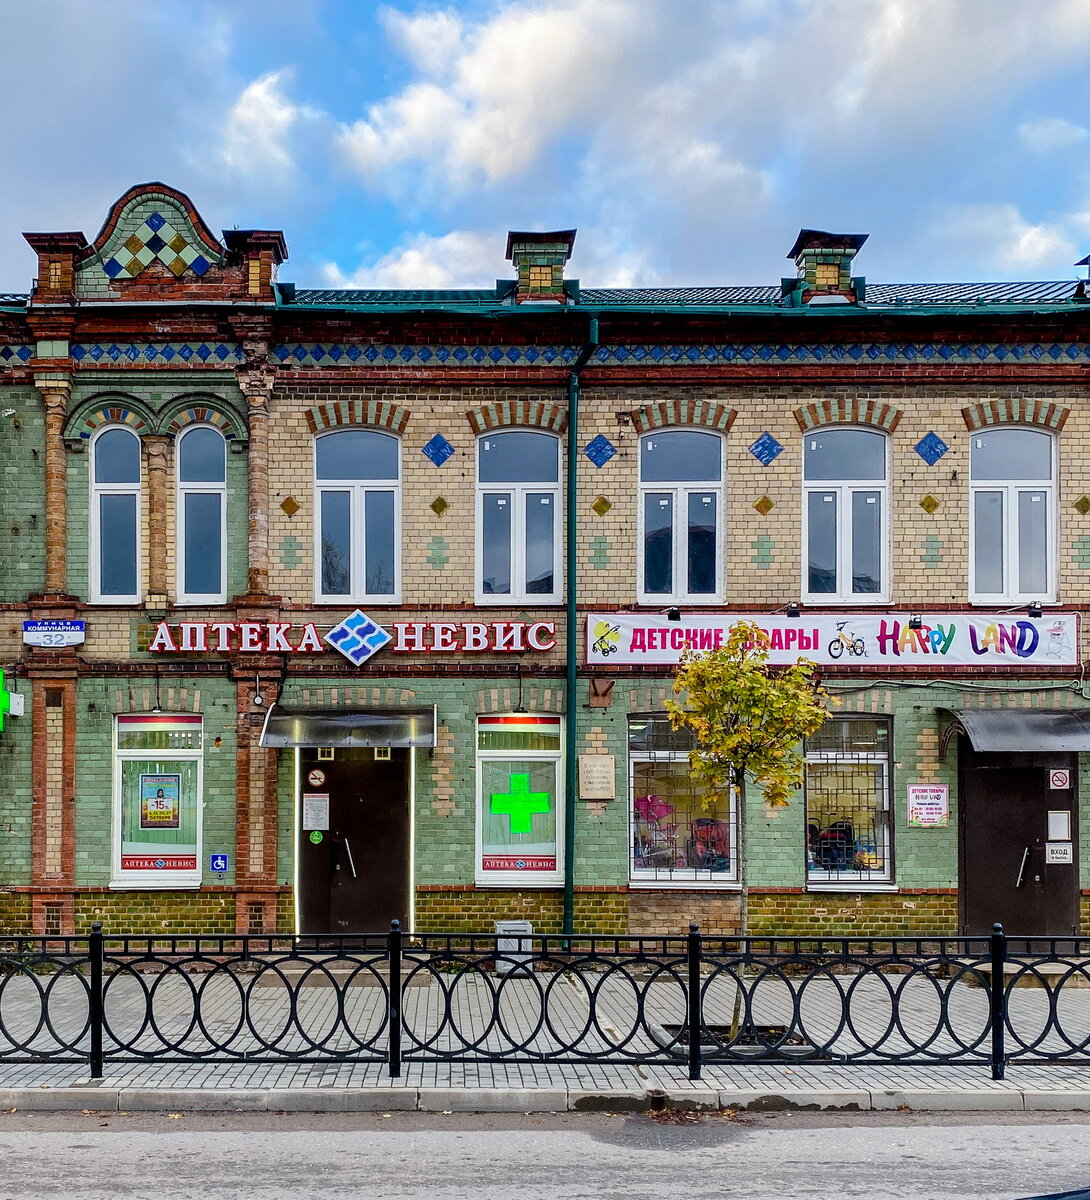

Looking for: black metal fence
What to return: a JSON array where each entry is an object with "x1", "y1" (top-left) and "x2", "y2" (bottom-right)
[{"x1": 3, "y1": 921, "x2": 1090, "y2": 1080}]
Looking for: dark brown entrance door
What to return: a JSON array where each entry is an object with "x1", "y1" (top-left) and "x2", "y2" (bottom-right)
[
  {"x1": 959, "y1": 740, "x2": 1078, "y2": 936},
  {"x1": 297, "y1": 747, "x2": 411, "y2": 935}
]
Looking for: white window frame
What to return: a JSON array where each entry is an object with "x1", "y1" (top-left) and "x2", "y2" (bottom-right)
[
  {"x1": 628, "y1": 719, "x2": 738, "y2": 888},
  {"x1": 110, "y1": 715, "x2": 204, "y2": 890},
  {"x1": 805, "y1": 717, "x2": 893, "y2": 887},
  {"x1": 969, "y1": 426, "x2": 1056, "y2": 605},
  {"x1": 637, "y1": 430, "x2": 725, "y2": 605},
  {"x1": 175, "y1": 424, "x2": 227, "y2": 605},
  {"x1": 801, "y1": 426, "x2": 890, "y2": 605},
  {"x1": 89, "y1": 424, "x2": 142, "y2": 605},
  {"x1": 475, "y1": 714, "x2": 564, "y2": 887},
  {"x1": 313, "y1": 429, "x2": 402, "y2": 604},
  {"x1": 475, "y1": 431, "x2": 562, "y2": 604}
]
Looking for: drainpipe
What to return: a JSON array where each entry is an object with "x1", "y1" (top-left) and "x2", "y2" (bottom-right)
[{"x1": 563, "y1": 317, "x2": 599, "y2": 937}]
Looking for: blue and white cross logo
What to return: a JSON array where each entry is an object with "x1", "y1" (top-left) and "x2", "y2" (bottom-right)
[{"x1": 324, "y1": 609, "x2": 392, "y2": 666}]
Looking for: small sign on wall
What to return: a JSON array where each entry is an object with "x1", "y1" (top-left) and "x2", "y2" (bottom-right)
[
  {"x1": 1046, "y1": 842, "x2": 1074, "y2": 864},
  {"x1": 578, "y1": 754, "x2": 616, "y2": 800},
  {"x1": 302, "y1": 793, "x2": 330, "y2": 830},
  {"x1": 908, "y1": 784, "x2": 949, "y2": 828},
  {"x1": 1049, "y1": 769, "x2": 1071, "y2": 790}
]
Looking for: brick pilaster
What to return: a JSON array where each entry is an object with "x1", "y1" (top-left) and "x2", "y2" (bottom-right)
[
  {"x1": 144, "y1": 434, "x2": 171, "y2": 598},
  {"x1": 35, "y1": 376, "x2": 71, "y2": 595}
]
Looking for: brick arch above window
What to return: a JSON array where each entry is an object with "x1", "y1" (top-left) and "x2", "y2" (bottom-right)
[
  {"x1": 630, "y1": 399, "x2": 736, "y2": 434},
  {"x1": 159, "y1": 397, "x2": 248, "y2": 446},
  {"x1": 961, "y1": 398, "x2": 1070, "y2": 432},
  {"x1": 305, "y1": 399, "x2": 411, "y2": 434},
  {"x1": 793, "y1": 399, "x2": 903, "y2": 432},
  {"x1": 63, "y1": 396, "x2": 155, "y2": 450},
  {"x1": 465, "y1": 400, "x2": 567, "y2": 434}
]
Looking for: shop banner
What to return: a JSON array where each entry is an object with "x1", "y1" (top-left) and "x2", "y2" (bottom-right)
[{"x1": 586, "y1": 612, "x2": 1079, "y2": 667}]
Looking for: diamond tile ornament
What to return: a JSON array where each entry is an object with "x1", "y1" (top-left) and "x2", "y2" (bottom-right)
[
  {"x1": 919, "y1": 494, "x2": 940, "y2": 514},
  {"x1": 584, "y1": 434, "x2": 617, "y2": 467},
  {"x1": 422, "y1": 434, "x2": 455, "y2": 466},
  {"x1": 101, "y1": 211, "x2": 216, "y2": 281},
  {"x1": 324, "y1": 609, "x2": 392, "y2": 666},
  {"x1": 430, "y1": 496, "x2": 449, "y2": 517},
  {"x1": 749, "y1": 432, "x2": 784, "y2": 466},
  {"x1": 753, "y1": 496, "x2": 775, "y2": 515},
  {"x1": 591, "y1": 495, "x2": 612, "y2": 517},
  {"x1": 914, "y1": 431, "x2": 949, "y2": 465},
  {"x1": 279, "y1": 496, "x2": 300, "y2": 518},
  {"x1": 1075, "y1": 496, "x2": 1090, "y2": 516}
]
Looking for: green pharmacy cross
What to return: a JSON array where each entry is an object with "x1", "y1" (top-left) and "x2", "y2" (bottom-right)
[
  {"x1": 490, "y1": 772, "x2": 550, "y2": 834},
  {"x1": 0, "y1": 669, "x2": 10, "y2": 732}
]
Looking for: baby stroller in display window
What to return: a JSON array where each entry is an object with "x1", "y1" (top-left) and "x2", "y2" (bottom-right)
[
  {"x1": 686, "y1": 817, "x2": 730, "y2": 872},
  {"x1": 633, "y1": 795, "x2": 683, "y2": 868}
]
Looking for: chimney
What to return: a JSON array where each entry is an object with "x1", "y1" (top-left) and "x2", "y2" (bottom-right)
[
  {"x1": 223, "y1": 229, "x2": 288, "y2": 300},
  {"x1": 784, "y1": 229, "x2": 868, "y2": 305},
  {"x1": 23, "y1": 232, "x2": 88, "y2": 304},
  {"x1": 505, "y1": 230, "x2": 576, "y2": 303}
]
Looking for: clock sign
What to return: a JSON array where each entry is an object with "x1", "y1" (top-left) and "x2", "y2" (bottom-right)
[{"x1": 307, "y1": 769, "x2": 326, "y2": 787}]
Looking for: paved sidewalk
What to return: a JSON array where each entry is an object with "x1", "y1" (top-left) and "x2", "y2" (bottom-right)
[{"x1": 3, "y1": 1058, "x2": 1090, "y2": 1112}]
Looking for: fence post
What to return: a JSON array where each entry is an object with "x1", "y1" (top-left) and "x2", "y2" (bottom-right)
[
  {"x1": 388, "y1": 919, "x2": 402, "y2": 1079},
  {"x1": 990, "y1": 921, "x2": 1007, "y2": 1081},
  {"x1": 88, "y1": 922, "x2": 104, "y2": 1079},
  {"x1": 687, "y1": 922, "x2": 702, "y2": 1081}
]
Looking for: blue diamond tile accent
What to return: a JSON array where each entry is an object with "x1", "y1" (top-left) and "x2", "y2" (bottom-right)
[
  {"x1": 914, "y1": 431, "x2": 949, "y2": 465},
  {"x1": 144, "y1": 233, "x2": 166, "y2": 254},
  {"x1": 417, "y1": 347, "x2": 431, "y2": 362},
  {"x1": 143, "y1": 346, "x2": 157, "y2": 361},
  {"x1": 198, "y1": 345, "x2": 214, "y2": 361},
  {"x1": 472, "y1": 347, "x2": 486, "y2": 362},
  {"x1": 70, "y1": 345, "x2": 86, "y2": 361},
  {"x1": 749, "y1": 432, "x2": 784, "y2": 466},
  {"x1": 488, "y1": 347, "x2": 504, "y2": 362},
  {"x1": 179, "y1": 345, "x2": 195, "y2": 361},
  {"x1": 422, "y1": 434, "x2": 455, "y2": 467},
  {"x1": 650, "y1": 346, "x2": 666, "y2": 362},
  {"x1": 324, "y1": 609, "x2": 392, "y2": 666},
  {"x1": 400, "y1": 347, "x2": 414, "y2": 361},
  {"x1": 160, "y1": 345, "x2": 175, "y2": 360},
  {"x1": 584, "y1": 434, "x2": 617, "y2": 468},
  {"x1": 758, "y1": 345, "x2": 774, "y2": 360},
  {"x1": 453, "y1": 347, "x2": 469, "y2": 362},
  {"x1": 124, "y1": 345, "x2": 139, "y2": 361},
  {"x1": 811, "y1": 345, "x2": 827, "y2": 360},
  {"x1": 613, "y1": 346, "x2": 628, "y2": 362},
  {"x1": 103, "y1": 257, "x2": 124, "y2": 279},
  {"x1": 146, "y1": 212, "x2": 166, "y2": 232},
  {"x1": 347, "y1": 345, "x2": 362, "y2": 361},
  {"x1": 524, "y1": 347, "x2": 539, "y2": 362},
  {"x1": 190, "y1": 255, "x2": 210, "y2": 276},
  {"x1": 849, "y1": 345, "x2": 864, "y2": 359},
  {"x1": 741, "y1": 345, "x2": 756, "y2": 361},
  {"x1": 435, "y1": 347, "x2": 450, "y2": 362},
  {"x1": 381, "y1": 346, "x2": 396, "y2": 361},
  {"x1": 668, "y1": 345, "x2": 683, "y2": 361},
  {"x1": 364, "y1": 346, "x2": 379, "y2": 361},
  {"x1": 630, "y1": 346, "x2": 646, "y2": 361},
  {"x1": 721, "y1": 346, "x2": 736, "y2": 361},
  {"x1": 91, "y1": 344, "x2": 105, "y2": 361},
  {"x1": 1031, "y1": 344, "x2": 1044, "y2": 359},
  {"x1": 507, "y1": 348, "x2": 521, "y2": 362},
  {"x1": 541, "y1": 347, "x2": 558, "y2": 362},
  {"x1": 328, "y1": 345, "x2": 343, "y2": 361}
]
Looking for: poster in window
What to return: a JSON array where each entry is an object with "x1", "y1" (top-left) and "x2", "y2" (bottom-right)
[{"x1": 140, "y1": 774, "x2": 180, "y2": 829}]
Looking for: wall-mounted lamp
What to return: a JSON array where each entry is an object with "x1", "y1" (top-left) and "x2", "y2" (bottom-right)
[
  {"x1": 908, "y1": 614, "x2": 923, "y2": 630},
  {"x1": 785, "y1": 603, "x2": 800, "y2": 619},
  {"x1": 665, "y1": 608, "x2": 682, "y2": 622},
  {"x1": 1027, "y1": 602, "x2": 1043, "y2": 619}
]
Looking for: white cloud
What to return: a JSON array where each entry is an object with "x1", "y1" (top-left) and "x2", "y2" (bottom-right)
[
  {"x1": 322, "y1": 231, "x2": 504, "y2": 289},
  {"x1": 934, "y1": 204, "x2": 1075, "y2": 273},
  {"x1": 220, "y1": 69, "x2": 321, "y2": 180},
  {"x1": 1017, "y1": 117, "x2": 1089, "y2": 152}
]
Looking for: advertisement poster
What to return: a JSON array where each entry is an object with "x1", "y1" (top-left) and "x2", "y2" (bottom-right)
[
  {"x1": 586, "y1": 612, "x2": 1079, "y2": 668},
  {"x1": 140, "y1": 773, "x2": 180, "y2": 829},
  {"x1": 908, "y1": 784, "x2": 949, "y2": 828}
]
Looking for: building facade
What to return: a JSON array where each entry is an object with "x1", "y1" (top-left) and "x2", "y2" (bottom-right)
[{"x1": 2, "y1": 183, "x2": 1090, "y2": 938}]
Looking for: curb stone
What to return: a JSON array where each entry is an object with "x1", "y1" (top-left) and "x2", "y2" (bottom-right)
[{"x1": 869, "y1": 1089, "x2": 1024, "y2": 1111}]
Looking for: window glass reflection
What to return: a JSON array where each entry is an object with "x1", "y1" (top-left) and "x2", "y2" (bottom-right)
[
  {"x1": 640, "y1": 432, "x2": 721, "y2": 483},
  {"x1": 316, "y1": 430, "x2": 398, "y2": 480},
  {"x1": 179, "y1": 427, "x2": 225, "y2": 483},
  {"x1": 971, "y1": 429, "x2": 1052, "y2": 480},
  {"x1": 804, "y1": 429, "x2": 886, "y2": 481},
  {"x1": 95, "y1": 428, "x2": 141, "y2": 484},
  {"x1": 183, "y1": 493, "x2": 222, "y2": 595},
  {"x1": 478, "y1": 432, "x2": 558, "y2": 483}
]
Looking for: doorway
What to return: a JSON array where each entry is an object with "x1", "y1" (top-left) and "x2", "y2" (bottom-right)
[
  {"x1": 296, "y1": 747, "x2": 411, "y2": 935},
  {"x1": 959, "y1": 740, "x2": 1078, "y2": 936}
]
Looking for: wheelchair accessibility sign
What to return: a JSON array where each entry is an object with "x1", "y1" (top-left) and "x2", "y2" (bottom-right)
[{"x1": 209, "y1": 853, "x2": 230, "y2": 873}]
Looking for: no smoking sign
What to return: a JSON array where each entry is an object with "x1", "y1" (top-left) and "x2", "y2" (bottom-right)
[{"x1": 1050, "y1": 769, "x2": 1071, "y2": 790}]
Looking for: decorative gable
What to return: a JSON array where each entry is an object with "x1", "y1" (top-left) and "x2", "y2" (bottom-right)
[{"x1": 81, "y1": 183, "x2": 224, "y2": 293}]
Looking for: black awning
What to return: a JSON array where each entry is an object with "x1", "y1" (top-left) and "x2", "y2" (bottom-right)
[
  {"x1": 943, "y1": 708, "x2": 1090, "y2": 752},
  {"x1": 259, "y1": 705, "x2": 436, "y2": 749}
]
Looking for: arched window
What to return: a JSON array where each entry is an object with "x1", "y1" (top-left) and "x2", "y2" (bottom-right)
[
  {"x1": 970, "y1": 427, "x2": 1055, "y2": 602},
  {"x1": 803, "y1": 428, "x2": 888, "y2": 602},
  {"x1": 638, "y1": 430, "x2": 723, "y2": 603},
  {"x1": 90, "y1": 426, "x2": 141, "y2": 602},
  {"x1": 315, "y1": 429, "x2": 400, "y2": 602},
  {"x1": 176, "y1": 425, "x2": 227, "y2": 603},
  {"x1": 476, "y1": 430, "x2": 561, "y2": 602}
]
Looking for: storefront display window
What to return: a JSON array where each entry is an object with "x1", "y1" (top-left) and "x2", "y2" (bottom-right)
[
  {"x1": 629, "y1": 715, "x2": 737, "y2": 885},
  {"x1": 112, "y1": 714, "x2": 203, "y2": 888},
  {"x1": 805, "y1": 717, "x2": 892, "y2": 884},
  {"x1": 476, "y1": 714, "x2": 563, "y2": 885}
]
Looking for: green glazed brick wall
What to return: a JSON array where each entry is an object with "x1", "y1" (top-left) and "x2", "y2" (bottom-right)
[
  {"x1": 0, "y1": 894, "x2": 32, "y2": 934},
  {"x1": 748, "y1": 891, "x2": 959, "y2": 936},
  {"x1": 74, "y1": 890, "x2": 236, "y2": 935},
  {"x1": 0, "y1": 385, "x2": 45, "y2": 600},
  {"x1": 73, "y1": 676, "x2": 238, "y2": 887},
  {"x1": 414, "y1": 888, "x2": 629, "y2": 935},
  {"x1": 0, "y1": 676, "x2": 34, "y2": 886}
]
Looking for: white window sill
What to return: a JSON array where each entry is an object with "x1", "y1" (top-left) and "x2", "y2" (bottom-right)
[
  {"x1": 969, "y1": 599, "x2": 1059, "y2": 608},
  {"x1": 629, "y1": 878, "x2": 740, "y2": 890},
  {"x1": 807, "y1": 881, "x2": 897, "y2": 893},
  {"x1": 802, "y1": 597, "x2": 891, "y2": 607},
  {"x1": 475, "y1": 597, "x2": 563, "y2": 606}
]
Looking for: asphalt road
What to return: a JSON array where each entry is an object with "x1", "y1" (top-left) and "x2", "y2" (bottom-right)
[{"x1": 0, "y1": 1110, "x2": 1087, "y2": 1199}]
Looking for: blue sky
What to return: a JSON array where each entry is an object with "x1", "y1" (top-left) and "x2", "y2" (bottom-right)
[{"x1": 5, "y1": 0, "x2": 1090, "y2": 291}]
